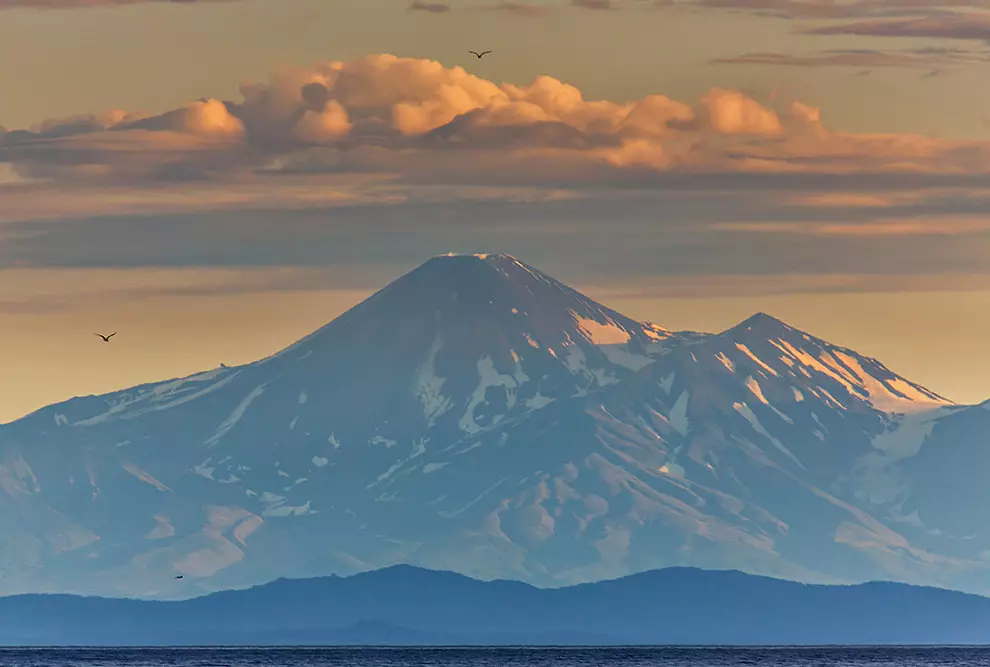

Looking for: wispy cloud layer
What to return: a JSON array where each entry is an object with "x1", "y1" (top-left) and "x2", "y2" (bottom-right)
[
  {"x1": 690, "y1": 0, "x2": 990, "y2": 19},
  {"x1": 806, "y1": 12, "x2": 990, "y2": 40},
  {"x1": 713, "y1": 47, "x2": 990, "y2": 68}
]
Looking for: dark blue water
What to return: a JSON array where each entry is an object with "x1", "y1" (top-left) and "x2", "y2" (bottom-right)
[{"x1": 0, "y1": 647, "x2": 987, "y2": 667}]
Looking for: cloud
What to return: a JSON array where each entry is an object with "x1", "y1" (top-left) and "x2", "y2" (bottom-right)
[
  {"x1": 408, "y1": 0, "x2": 451, "y2": 11},
  {"x1": 806, "y1": 12, "x2": 990, "y2": 40},
  {"x1": 712, "y1": 47, "x2": 990, "y2": 68},
  {"x1": 0, "y1": 267, "x2": 351, "y2": 314},
  {"x1": 571, "y1": 0, "x2": 619, "y2": 8},
  {"x1": 0, "y1": 0, "x2": 233, "y2": 9},
  {"x1": 713, "y1": 217, "x2": 990, "y2": 235},
  {"x1": 686, "y1": 0, "x2": 990, "y2": 20},
  {"x1": 5, "y1": 53, "x2": 990, "y2": 196},
  {"x1": 478, "y1": 1, "x2": 555, "y2": 15},
  {"x1": 4, "y1": 184, "x2": 990, "y2": 278}
]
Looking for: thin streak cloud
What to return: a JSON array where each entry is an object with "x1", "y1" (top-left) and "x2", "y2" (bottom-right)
[
  {"x1": 712, "y1": 48, "x2": 990, "y2": 68},
  {"x1": 408, "y1": 0, "x2": 451, "y2": 12},
  {"x1": 806, "y1": 12, "x2": 990, "y2": 40},
  {"x1": 0, "y1": 0, "x2": 236, "y2": 8}
]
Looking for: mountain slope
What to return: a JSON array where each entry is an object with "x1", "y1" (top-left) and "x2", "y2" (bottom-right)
[
  {"x1": 3, "y1": 565, "x2": 990, "y2": 645},
  {"x1": 0, "y1": 253, "x2": 985, "y2": 598}
]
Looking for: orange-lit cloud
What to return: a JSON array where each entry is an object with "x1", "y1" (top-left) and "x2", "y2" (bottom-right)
[{"x1": 5, "y1": 53, "x2": 990, "y2": 195}]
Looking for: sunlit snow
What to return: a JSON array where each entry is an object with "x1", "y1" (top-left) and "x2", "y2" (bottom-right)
[{"x1": 570, "y1": 311, "x2": 632, "y2": 345}]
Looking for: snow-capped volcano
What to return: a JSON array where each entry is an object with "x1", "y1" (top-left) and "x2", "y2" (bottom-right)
[{"x1": 0, "y1": 254, "x2": 986, "y2": 598}]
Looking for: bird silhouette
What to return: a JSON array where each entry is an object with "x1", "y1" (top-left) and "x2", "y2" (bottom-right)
[
  {"x1": 469, "y1": 50, "x2": 491, "y2": 59},
  {"x1": 95, "y1": 332, "x2": 117, "y2": 343},
  {"x1": 175, "y1": 575, "x2": 184, "y2": 579}
]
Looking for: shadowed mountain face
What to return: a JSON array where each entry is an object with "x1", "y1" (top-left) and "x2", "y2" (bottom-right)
[{"x1": 0, "y1": 253, "x2": 987, "y2": 598}]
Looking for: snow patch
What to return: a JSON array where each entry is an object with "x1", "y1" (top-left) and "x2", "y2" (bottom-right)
[
  {"x1": 668, "y1": 391, "x2": 690, "y2": 436},
  {"x1": 412, "y1": 335, "x2": 454, "y2": 426},
  {"x1": 570, "y1": 311, "x2": 632, "y2": 345},
  {"x1": 312, "y1": 456, "x2": 329, "y2": 468},
  {"x1": 264, "y1": 500, "x2": 314, "y2": 518},
  {"x1": 871, "y1": 407, "x2": 950, "y2": 461},
  {"x1": 204, "y1": 383, "x2": 268, "y2": 447},
  {"x1": 122, "y1": 463, "x2": 171, "y2": 492},
  {"x1": 459, "y1": 355, "x2": 522, "y2": 434},
  {"x1": 146, "y1": 515, "x2": 174, "y2": 540},
  {"x1": 600, "y1": 344, "x2": 655, "y2": 371},
  {"x1": 735, "y1": 343, "x2": 779, "y2": 377},
  {"x1": 370, "y1": 438, "x2": 429, "y2": 486},
  {"x1": 733, "y1": 402, "x2": 805, "y2": 469},
  {"x1": 193, "y1": 460, "x2": 215, "y2": 480},
  {"x1": 716, "y1": 352, "x2": 735, "y2": 373},
  {"x1": 525, "y1": 392, "x2": 554, "y2": 410},
  {"x1": 745, "y1": 376, "x2": 769, "y2": 405},
  {"x1": 832, "y1": 351, "x2": 948, "y2": 414}
]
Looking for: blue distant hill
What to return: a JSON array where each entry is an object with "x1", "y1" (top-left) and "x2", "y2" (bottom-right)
[{"x1": 1, "y1": 565, "x2": 990, "y2": 646}]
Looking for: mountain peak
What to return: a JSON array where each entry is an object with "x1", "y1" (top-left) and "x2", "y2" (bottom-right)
[
  {"x1": 714, "y1": 310, "x2": 950, "y2": 413},
  {"x1": 432, "y1": 252, "x2": 517, "y2": 261},
  {"x1": 728, "y1": 312, "x2": 796, "y2": 336}
]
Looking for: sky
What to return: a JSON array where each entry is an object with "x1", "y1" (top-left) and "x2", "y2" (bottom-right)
[{"x1": 2, "y1": 0, "x2": 990, "y2": 422}]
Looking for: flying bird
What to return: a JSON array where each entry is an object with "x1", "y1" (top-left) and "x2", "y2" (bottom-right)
[
  {"x1": 95, "y1": 332, "x2": 117, "y2": 343},
  {"x1": 175, "y1": 575, "x2": 184, "y2": 579},
  {"x1": 469, "y1": 50, "x2": 491, "y2": 59}
]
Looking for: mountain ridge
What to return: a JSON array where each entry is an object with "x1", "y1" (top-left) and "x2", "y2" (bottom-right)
[
  {"x1": 2, "y1": 565, "x2": 990, "y2": 645},
  {"x1": 0, "y1": 253, "x2": 986, "y2": 599}
]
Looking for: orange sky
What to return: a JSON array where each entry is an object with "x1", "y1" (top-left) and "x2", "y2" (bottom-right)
[{"x1": 2, "y1": 0, "x2": 989, "y2": 421}]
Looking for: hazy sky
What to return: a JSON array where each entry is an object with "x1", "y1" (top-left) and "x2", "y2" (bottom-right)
[{"x1": 2, "y1": 0, "x2": 990, "y2": 421}]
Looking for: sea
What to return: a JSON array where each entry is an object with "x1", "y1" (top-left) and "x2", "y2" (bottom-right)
[{"x1": 0, "y1": 647, "x2": 988, "y2": 667}]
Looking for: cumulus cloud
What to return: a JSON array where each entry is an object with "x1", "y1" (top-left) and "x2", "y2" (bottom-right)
[
  {"x1": 712, "y1": 47, "x2": 990, "y2": 68},
  {"x1": 4, "y1": 53, "x2": 990, "y2": 190}
]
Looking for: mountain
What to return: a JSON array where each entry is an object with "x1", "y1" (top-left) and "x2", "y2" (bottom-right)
[
  {"x1": 0, "y1": 253, "x2": 987, "y2": 598},
  {"x1": 3, "y1": 565, "x2": 990, "y2": 645}
]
